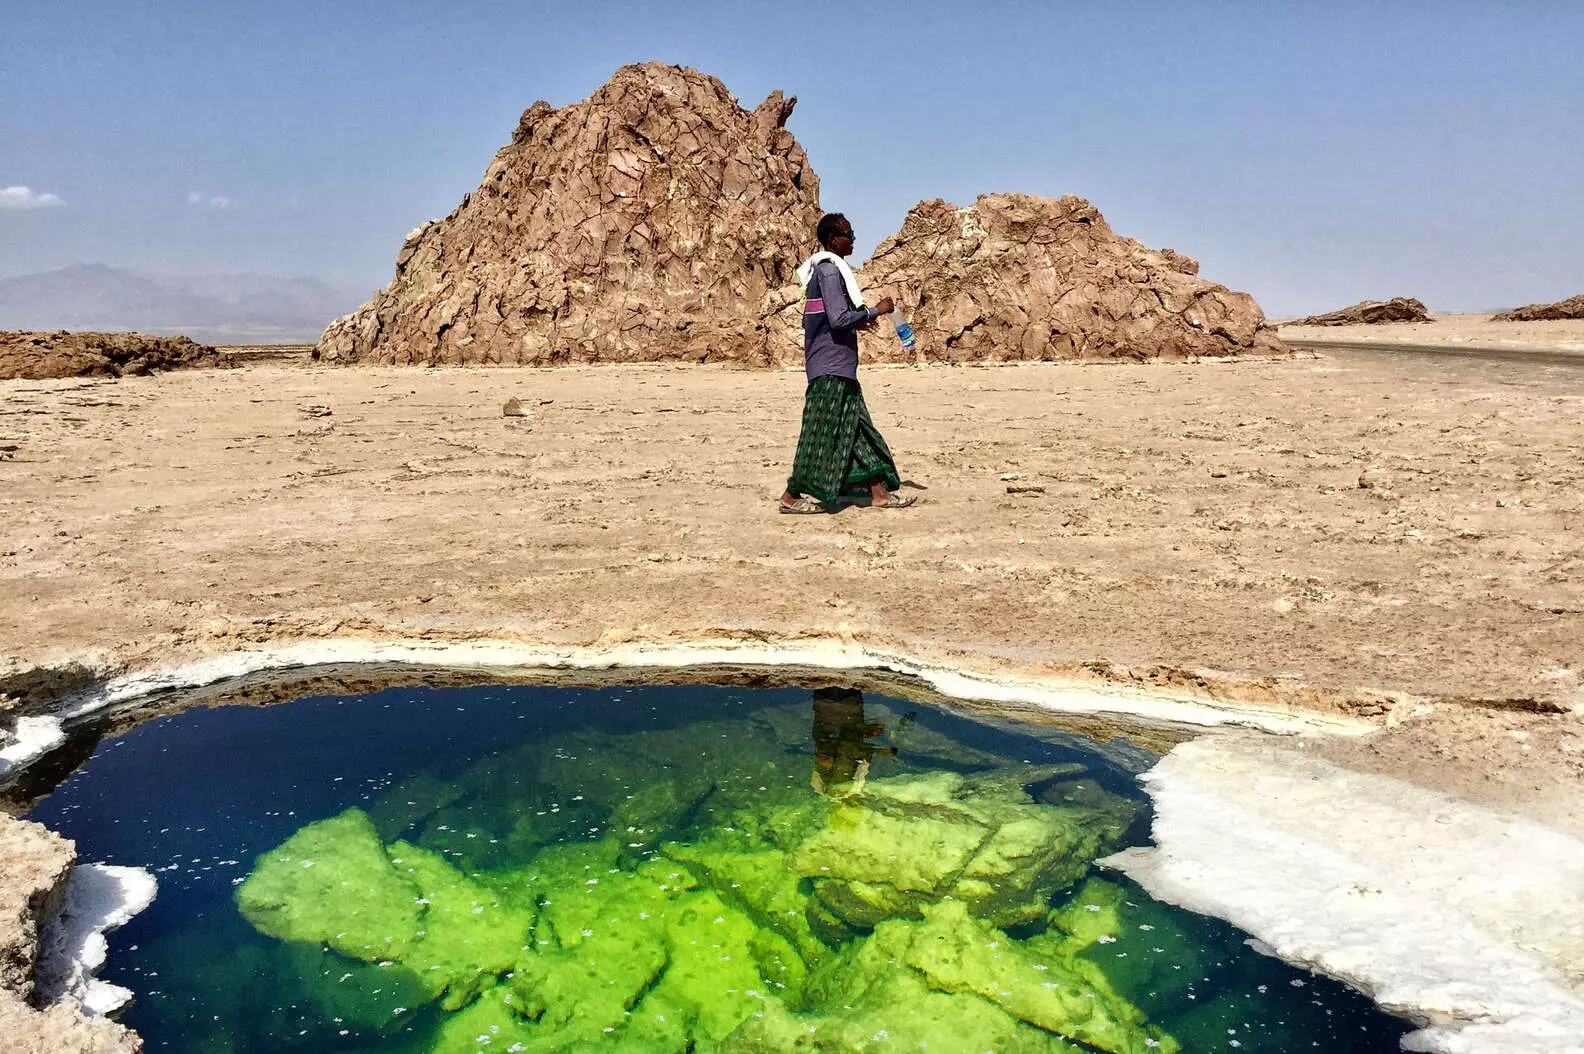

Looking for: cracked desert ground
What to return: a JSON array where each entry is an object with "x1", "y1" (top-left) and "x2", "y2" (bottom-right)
[{"x1": 2, "y1": 338, "x2": 1580, "y2": 835}]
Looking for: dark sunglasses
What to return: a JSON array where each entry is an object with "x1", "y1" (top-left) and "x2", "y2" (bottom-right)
[{"x1": 834, "y1": 228, "x2": 855, "y2": 239}]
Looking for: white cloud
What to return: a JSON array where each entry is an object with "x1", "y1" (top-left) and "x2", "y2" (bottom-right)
[
  {"x1": 0, "y1": 185, "x2": 65, "y2": 210},
  {"x1": 188, "y1": 191, "x2": 233, "y2": 210}
]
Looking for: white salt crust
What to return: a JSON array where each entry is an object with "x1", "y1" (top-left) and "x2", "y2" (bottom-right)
[
  {"x1": 0, "y1": 713, "x2": 66, "y2": 768},
  {"x1": 3, "y1": 638, "x2": 1368, "y2": 784},
  {"x1": 1105, "y1": 734, "x2": 1584, "y2": 1054},
  {"x1": 36, "y1": 863, "x2": 158, "y2": 1016}
]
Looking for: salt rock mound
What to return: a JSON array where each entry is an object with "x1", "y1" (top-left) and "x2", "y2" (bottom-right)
[
  {"x1": 0, "y1": 330, "x2": 222, "y2": 380},
  {"x1": 317, "y1": 63, "x2": 821, "y2": 366},
  {"x1": 1492, "y1": 293, "x2": 1584, "y2": 322},
  {"x1": 1294, "y1": 297, "x2": 1429, "y2": 326},
  {"x1": 847, "y1": 194, "x2": 1288, "y2": 362}
]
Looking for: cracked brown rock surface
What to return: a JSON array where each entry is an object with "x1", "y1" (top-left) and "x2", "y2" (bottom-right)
[
  {"x1": 317, "y1": 62, "x2": 821, "y2": 367},
  {"x1": 0, "y1": 331, "x2": 222, "y2": 381},
  {"x1": 1293, "y1": 297, "x2": 1431, "y2": 326},
  {"x1": 1278, "y1": 311, "x2": 1584, "y2": 353},
  {"x1": 0, "y1": 815, "x2": 71, "y2": 999},
  {"x1": 1493, "y1": 293, "x2": 1584, "y2": 323},
  {"x1": 846, "y1": 194, "x2": 1290, "y2": 362},
  {"x1": 317, "y1": 64, "x2": 1290, "y2": 369}
]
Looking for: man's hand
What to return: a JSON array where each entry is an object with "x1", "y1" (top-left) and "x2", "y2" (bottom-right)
[{"x1": 873, "y1": 296, "x2": 895, "y2": 316}]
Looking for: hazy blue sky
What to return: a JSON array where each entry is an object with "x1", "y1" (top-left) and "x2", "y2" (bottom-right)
[{"x1": 3, "y1": 0, "x2": 1580, "y2": 316}]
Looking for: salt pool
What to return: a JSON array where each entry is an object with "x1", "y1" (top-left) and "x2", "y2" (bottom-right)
[{"x1": 27, "y1": 679, "x2": 1412, "y2": 1052}]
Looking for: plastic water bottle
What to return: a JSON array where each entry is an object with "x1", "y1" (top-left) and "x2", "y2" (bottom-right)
[{"x1": 890, "y1": 306, "x2": 917, "y2": 350}]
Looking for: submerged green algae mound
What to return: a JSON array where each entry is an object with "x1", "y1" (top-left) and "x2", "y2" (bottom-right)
[
  {"x1": 389, "y1": 840, "x2": 538, "y2": 1009},
  {"x1": 236, "y1": 808, "x2": 537, "y2": 1013},
  {"x1": 235, "y1": 706, "x2": 1174, "y2": 1053},
  {"x1": 720, "y1": 899, "x2": 1176, "y2": 1053},
  {"x1": 235, "y1": 808, "x2": 425, "y2": 961},
  {"x1": 792, "y1": 767, "x2": 1138, "y2": 931}
]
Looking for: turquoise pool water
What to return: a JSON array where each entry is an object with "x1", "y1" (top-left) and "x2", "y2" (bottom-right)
[{"x1": 28, "y1": 680, "x2": 1411, "y2": 1052}]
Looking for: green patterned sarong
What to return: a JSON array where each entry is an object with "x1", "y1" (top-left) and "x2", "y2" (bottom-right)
[{"x1": 786, "y1": 375, "x2": 902, "y2": 506}]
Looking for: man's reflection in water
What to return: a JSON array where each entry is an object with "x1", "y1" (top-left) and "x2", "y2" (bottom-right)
[{"x1": 810, "y1": 687, "x2": 898, "y2": 797}]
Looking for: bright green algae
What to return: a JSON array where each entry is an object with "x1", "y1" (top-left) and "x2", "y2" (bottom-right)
[{"x1": 236, "y1": 710, "x2": 1177, "y2": 1054}]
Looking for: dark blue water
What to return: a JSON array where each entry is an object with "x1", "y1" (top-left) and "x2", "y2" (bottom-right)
[{"x1": 28, "y1": 681, "x2": 1411, "y2": 1052}]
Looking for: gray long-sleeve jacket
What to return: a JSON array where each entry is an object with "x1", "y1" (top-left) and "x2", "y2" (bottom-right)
[{"x1": 802, "y1": 261, "x2": 878, "y2": 382}]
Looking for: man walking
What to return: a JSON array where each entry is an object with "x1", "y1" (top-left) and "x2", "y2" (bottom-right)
[{"x1": 779, "y1": 212, "x2": 915, "y2": 513}]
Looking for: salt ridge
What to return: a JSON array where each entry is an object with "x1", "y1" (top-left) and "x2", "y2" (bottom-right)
[{"x1": 1105, "y1": 734, "x2": 1584, "y2": 1054}]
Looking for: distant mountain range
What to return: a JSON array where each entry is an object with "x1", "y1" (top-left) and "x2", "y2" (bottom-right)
[{"x1": 0, "y1": 263, "x2": 366, "y2": 344}]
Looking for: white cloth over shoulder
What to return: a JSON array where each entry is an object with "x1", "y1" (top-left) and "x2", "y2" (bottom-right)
[{"x1": 796, "y1": 251, "x2": 866, "y2": 309}]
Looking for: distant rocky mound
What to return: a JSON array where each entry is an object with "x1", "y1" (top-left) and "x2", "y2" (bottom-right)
[
  {"x1": 1491, "y1": 294, "x2": 1584, "y2": 322},
  {"x1": 838, "y1": 194, "x2": 1288, "y2": 362},
  {"x1": 1293, "y1": 297, "x2": 1430, "y2": 326},
  {"x1": 322, "y1": 65, "x2": 1290, "y2": 368},
  {"x1": 317, "y1": 63, "x2": 821, "y2": 365},
  {"x1": 0, "y1": 330, "x2": 224, "y2": 380}
]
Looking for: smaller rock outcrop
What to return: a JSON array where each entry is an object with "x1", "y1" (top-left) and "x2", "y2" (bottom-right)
[
  {"x1": 0, "y1": 815, "x2": 140, "y2": 1053},
  {"x1": 0, "y1": 331, "x2": 223, "y2": 381},
  {"x1": 1292, "y1": 298, "x2": 1430, "y2": 326},
  {"x1": 838, "y1": 193, "x2": 1288, "y2": 362},
  {"x1": 0, "y1": 815, "x2": 73, "y2": 1001},
  {"x1": 1491, "y1": 294, "x2": 1584, "y2": 322}
]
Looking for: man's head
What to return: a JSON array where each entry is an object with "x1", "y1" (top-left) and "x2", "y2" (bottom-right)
[{"x1": 816, "y1": 212, "x2": 855, "y2": 256}]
